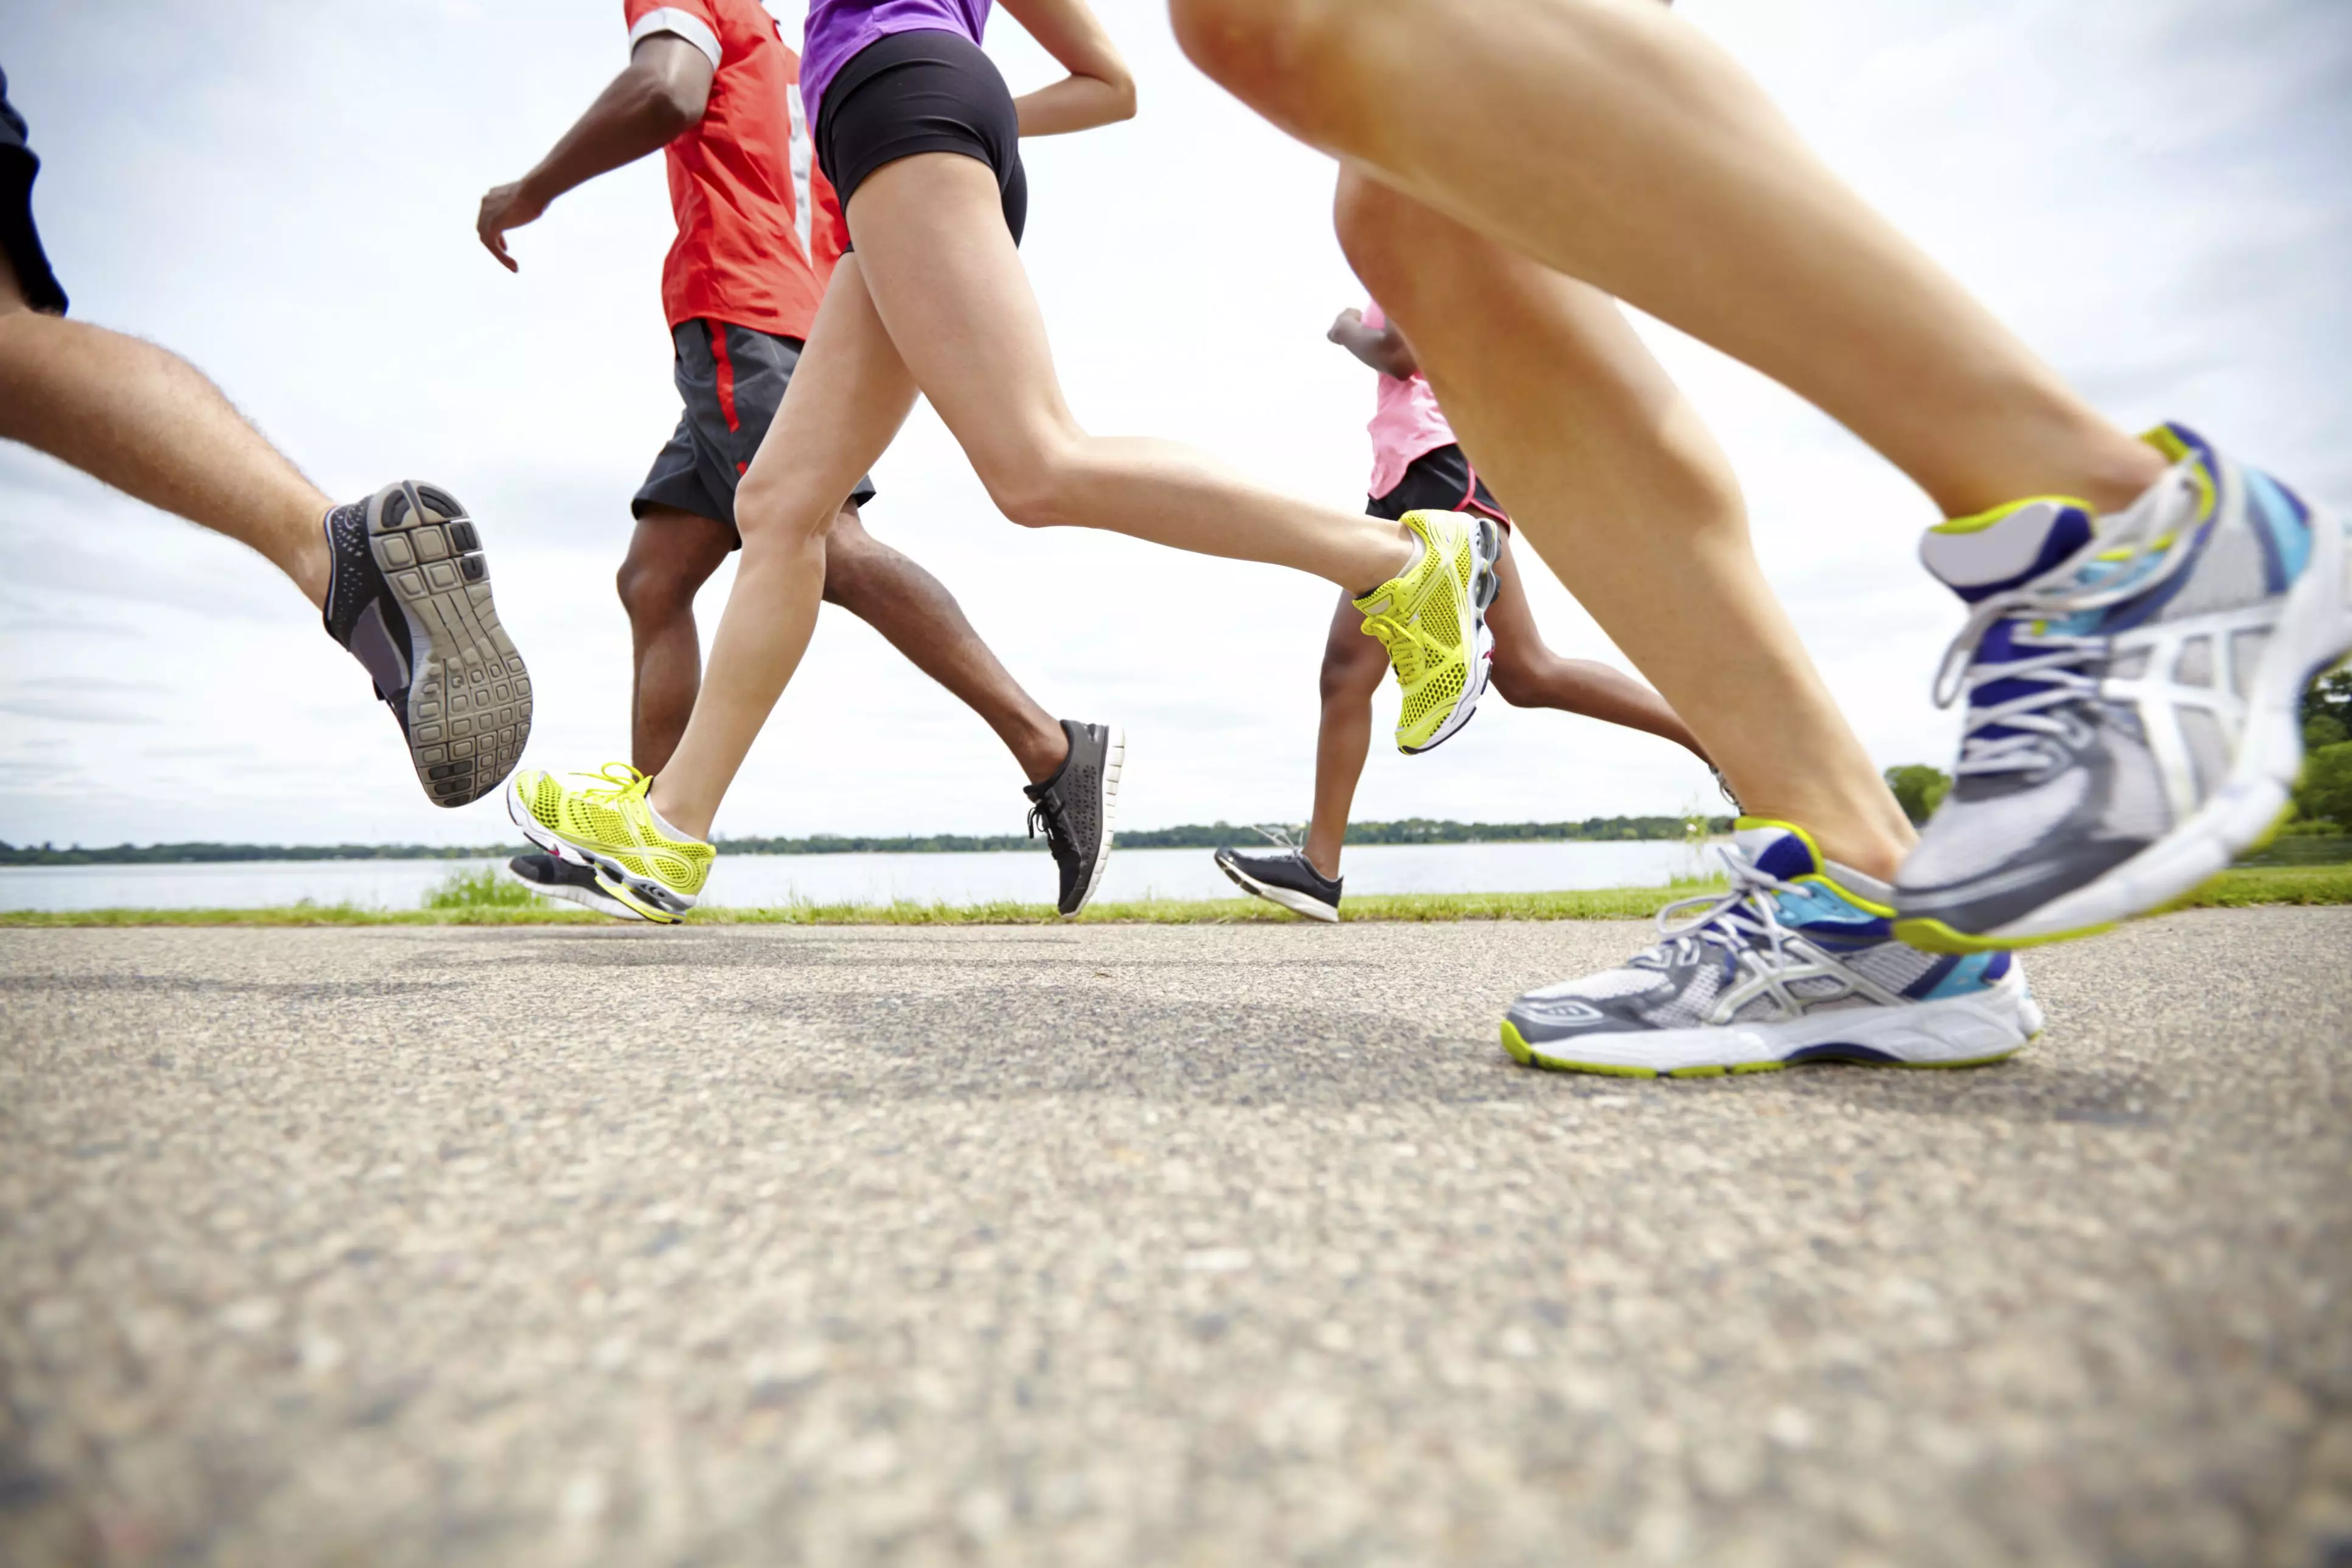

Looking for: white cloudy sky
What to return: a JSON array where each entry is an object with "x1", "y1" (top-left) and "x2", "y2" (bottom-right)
[{"x1": 1, "y1": 1, "x2": 2345, "y2": 848}]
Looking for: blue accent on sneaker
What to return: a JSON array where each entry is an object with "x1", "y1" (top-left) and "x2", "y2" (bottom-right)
[
  {"x1": 1923, "y1": 951, "x2": 2007, "y2": 1000},
  {"x1": 1752, "y1": 833, "x2": 1817, "y2": 883},
  {"x1": 2246, "y1": 467, "x2": 2311, "y2": 590},
  {"x1": 1901, "y1": 953, "x2": 1962, "y2": 1000}
]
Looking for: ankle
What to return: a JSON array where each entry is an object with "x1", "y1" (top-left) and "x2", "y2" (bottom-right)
[
  {"x1": 645, "y1": 782, "x2": 711, "y2": 844},
  {"x1": 1303, "y1": 841, "x2": 1343, "y2": 881},
  {"x1": 291, "y1": 508, "x2": 333, "y2": 609},
  {"x1": 1013, "y1": 718, "x2": 1070, "y2": 786}
]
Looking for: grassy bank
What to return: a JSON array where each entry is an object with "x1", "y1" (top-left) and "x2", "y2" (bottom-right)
[{"x1": 3, "y1": 864, "x2": 2346, "y2": 929}]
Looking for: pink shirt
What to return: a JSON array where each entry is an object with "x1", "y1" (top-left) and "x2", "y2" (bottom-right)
[{"x1": 1362, "y1": 300, "x2": 1456, "y2": 500}]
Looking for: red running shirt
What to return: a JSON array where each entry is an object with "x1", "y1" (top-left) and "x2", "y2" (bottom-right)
[{"x1": 623, "y1": 0, "x2": 850, "y2": 338}]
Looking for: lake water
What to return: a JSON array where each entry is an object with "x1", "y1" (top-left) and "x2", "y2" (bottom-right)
[{"x1": 0, "y1": 839, "x2": 1708, "y2": 912}]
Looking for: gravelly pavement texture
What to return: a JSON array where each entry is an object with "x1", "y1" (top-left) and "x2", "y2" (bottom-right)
[{"x1": 1, "y1": 909, "x2": 2348, "y2": 1568}]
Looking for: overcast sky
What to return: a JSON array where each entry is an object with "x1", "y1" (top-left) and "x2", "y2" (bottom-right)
[{"x1": 2, "y1": 0, "x2": 2346, "y2": 848}]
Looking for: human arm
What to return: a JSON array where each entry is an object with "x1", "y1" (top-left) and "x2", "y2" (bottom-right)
[
  {"x1": 1328, "y1": 307, "x2": 1420, "y2": 379},
  {"x1": 475, "y1": 32, "x2": 715, "y2": 272},
  {"x1": 998, "y1": 0, "x2": 1137, "y2": 136}
]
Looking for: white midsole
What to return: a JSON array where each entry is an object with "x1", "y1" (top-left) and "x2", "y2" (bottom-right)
[
  {"x1": 1514, "y1": 972, "x2": 2042, "y2": 1072},
  {"x1": 1066, "y1": 727, "x2": 1124, "y2": 919},
  {"x1": 1992, "y1": 498, "x2": 2351, "y2": 940}
]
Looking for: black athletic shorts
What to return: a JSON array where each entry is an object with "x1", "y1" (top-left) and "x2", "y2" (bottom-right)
[
  {"x1": 0, "y1": 67, "x2": 69, "y2": 314},
  {"x1": 633, "y1": 319, "x2": 878, "y2": 543},
  {"x1": 1366, "y1": 443, "x2": 1512, "y2": 530},
  {"x1": 815, "y1": 29, "x2": 1027, "y2": 246}
]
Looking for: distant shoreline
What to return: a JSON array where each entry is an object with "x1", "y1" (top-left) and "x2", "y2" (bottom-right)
[{"x1": 0, "y1": 816, "x2": 1732, "y2": 867}]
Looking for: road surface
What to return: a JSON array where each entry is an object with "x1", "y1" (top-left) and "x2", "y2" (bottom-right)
[{"x1": 3, "y1": 909, "x2": 2349, "y2": 1566}]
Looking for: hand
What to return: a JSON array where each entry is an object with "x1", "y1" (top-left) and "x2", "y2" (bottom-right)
[
  {"x1": 476, "y1": 180, "x2": 547, "y2": 272},
  {"x1": 1327, "y1": 307, "x2": 1364, "y2": 344}
]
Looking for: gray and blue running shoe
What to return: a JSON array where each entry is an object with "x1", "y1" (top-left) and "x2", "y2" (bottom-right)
[
  {"x1": 1503, "y1": 823, "x2": 2040, "y2": 1078},
  {"x1": 1505, "y1": 827, "x2": 2041, "y2": 1072},
  {"x1": 1894, "y1": 424, "x2": 2350, "y2": 953}
]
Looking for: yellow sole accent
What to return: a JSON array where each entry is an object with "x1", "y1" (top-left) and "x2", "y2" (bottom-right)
[{"x1": 1893, "y1": 915, "x2": 2115, "y2": 954}]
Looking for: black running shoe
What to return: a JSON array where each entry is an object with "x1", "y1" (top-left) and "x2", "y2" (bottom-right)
[
  {"x1": 507, "y1": 852, "x2": 644, "y2": 921},
  {"x1": 1024, "y1": 720, "x2": 1122, "y2": 918},
  {"x1": 1214, "y1": 843, "x2": 1342, "y2": 923},
  {"x1": 323, "y1": 480, "x2": 530, "y2": 808}
]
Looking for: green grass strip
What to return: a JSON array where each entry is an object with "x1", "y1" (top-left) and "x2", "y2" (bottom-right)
[{"x1": 4, "y1": 865, "x2": 2347, "y2": 928}]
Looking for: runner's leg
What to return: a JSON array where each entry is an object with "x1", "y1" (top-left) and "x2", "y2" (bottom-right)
[
  {"x1": 615, "y1": 504, "x2": 734, "y2": 774},
  {"x1": 0, "y1": 260, "x2": 334, "y2": 604},
  {"x1": 1170, "y1": 0, "x2": 2163, "y2": 517},
  {"x1": 824, "y1": 501, "x2": 1070, "y2": 784},
  {"x1": 1332, "y1": 171, "x2": 1912, "y2": 874},
  {"x1": 649, "y1": 256, "x2": 918, "y2": 836},
  {"x1": 1482, "y1": 536, "x2": 1706, "y2": 761},
  {"x1": 843, "y1": 153, "x2": 1418, "y2": 591},
  {"x1": 1305, "y1": 591, "x2": 1388, "y2": 880}
]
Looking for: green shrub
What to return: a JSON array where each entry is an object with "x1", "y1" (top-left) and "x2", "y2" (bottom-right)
[
  {"x1": 2293, "y1": 741, "x2": 2352, "y2": 831},
  {"x1": 1883, "y1": 764, "x2": 1952, "y2": 826},
  {"x1": 423, "y1": 866, "x2": 541, "y2": 911}
]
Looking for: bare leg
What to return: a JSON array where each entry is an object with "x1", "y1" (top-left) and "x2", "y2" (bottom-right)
[
  {"x1": 615, "y1": 505, "x2": 735, "y2": 774},
  {"x1": 1171, "y1": 0, "x2": 2164, "y2": 519},
  {"x1": 650, "y1": 256, "x2": 920, "y2": 837},
  {"x1": 845, "y1": 154, "x2": 1417, "y2": 589},
  {"x1": 657, "y1": 159, "x2": 1438, "y2": 837},
  {"x1": 824, "y1": 505, "x2": 1069, "y2": 785},
  {"x1": 0, "y1": 262, "x2": 333, "y2": 605},
  {"x1": 1333, "y1": 171, "x2": 1915, "y2": 874},
  {"x1": 1483, "y1": 537, "x2": 1707, "y2": 761},
  {"x1": 1305, "y1": 591, "x2": 1391, "y2": 880}
]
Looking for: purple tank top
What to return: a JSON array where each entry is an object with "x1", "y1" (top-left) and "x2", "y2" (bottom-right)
[{"x1": 802, "y1": 0, "x2": 993, "y2": 129}]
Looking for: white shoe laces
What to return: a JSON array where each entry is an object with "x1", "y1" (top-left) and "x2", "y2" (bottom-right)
[
  {"x1": 1639, "y1": 841, "x2": 1801, "y2": 973},
  {"x1": 1930, "y1": 467, "x2": 2202, "y2": 778}
]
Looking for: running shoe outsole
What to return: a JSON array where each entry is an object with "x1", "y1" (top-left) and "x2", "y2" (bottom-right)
[
  {"x1": 370, "y1": 482, "x2": 531, "y2": 807},
  {"x1": 1895, "y1": 501, "x2": 2352, "y2": 955},
  {"x1": 506, "y1": 856, "x2": 647, "y2": 921},
  {"x1": 1213, "y1": 849, "x2": 1341, "y2": 923},
  {"x1": 1400, "y1": 513, "x2": 1503, "y2": 756}
]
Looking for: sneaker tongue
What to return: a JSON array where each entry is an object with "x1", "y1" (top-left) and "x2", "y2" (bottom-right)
[
  {"x1": 1918, "y1": 498, "x2": 2098, "y2": 603},
  {"x1": 1732, "y1": 824, "x2": 1820, "y2": 881}
]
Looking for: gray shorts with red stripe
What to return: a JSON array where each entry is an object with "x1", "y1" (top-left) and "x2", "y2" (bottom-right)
[
  {"x1": 1365, "y1": 442, "x2": 1510, "y2": 530},
  {"x1": 633, "y1": 319, "x2": 878, "y2": 543}
]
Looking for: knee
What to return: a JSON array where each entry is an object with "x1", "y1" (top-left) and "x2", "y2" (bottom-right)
[
  {"x1": 733, "y1": 468, "x2": 830, "y2": 556},
  {"x1": 975, "y1": 439, "x2": 1083, "y2": 531},
  {"x1": 1488, "y1": 647, "x2": 1547, "y2": 707},
  {"x1": 615, "y1": 547, "x2": 702, "y2": 625},
  {"x1": 1331, "y1": 169, "x2": 1419, "y2": 299},
  {"x1": 1170, "y1": 0, "x2": 1346, "y2": 111},
  {"x1": 1319, "y1": 635, "x2": 1385, "y2": 708}
]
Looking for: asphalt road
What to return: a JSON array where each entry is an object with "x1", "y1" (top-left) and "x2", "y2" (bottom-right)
[{"x1": 3, "y1": 909, "x2": 2349, "y2": 1567}]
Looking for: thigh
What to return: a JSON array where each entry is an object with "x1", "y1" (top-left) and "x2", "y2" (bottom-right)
[
  {"x1": 844, "y1": 153, "x2": 1080, "y2": 480},
  {"x1": 736, "y1": 257, "x2": 920, "y2": 537},
  {"x1": 1331, "y1": 168, "x2": 1742, "y2": 572},
  {"x1": 623, "y1": 504, "x2": 737, "y2": 590}
]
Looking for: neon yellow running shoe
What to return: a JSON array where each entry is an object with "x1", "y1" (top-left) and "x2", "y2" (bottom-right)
[
  {"x1": 1353, "y1": 508, "x2": 1502, "y2": 753},
  {"x1": 507, "y1": 763, "x2": 712, "y2": 924}
]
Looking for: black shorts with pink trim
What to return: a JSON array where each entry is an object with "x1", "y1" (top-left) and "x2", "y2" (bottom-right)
[
  {"x1": 1365, "y1": 443, "x2": 1510, "y2": 530},
  {"x1": 633, "y1": 318, "x2": 877, "y2": 545}
]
